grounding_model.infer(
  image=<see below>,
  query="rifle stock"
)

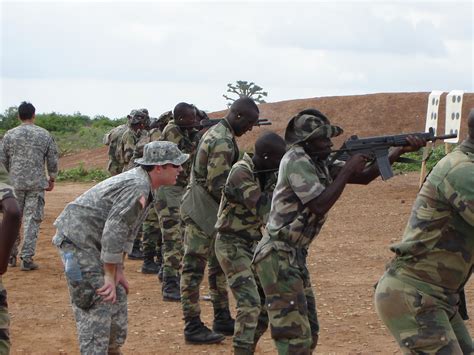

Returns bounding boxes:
[330,128,457,180]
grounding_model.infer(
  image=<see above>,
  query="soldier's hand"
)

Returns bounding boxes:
[402,135,426,153]
[97,275,117,303]
[344,154,368,175]
[115,266,129,294]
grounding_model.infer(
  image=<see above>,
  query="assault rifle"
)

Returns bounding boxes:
[330,128,457,181]
[181,118,272,129]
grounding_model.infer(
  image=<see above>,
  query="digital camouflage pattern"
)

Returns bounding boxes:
[375,139,474,354]
[157,120,197,279]
[215,153,276,351]
[55,238,128,354]
[1,124,58,190]
[2,124,58,263]
[253,145,344,354]
[53,167,153,264]
[104,124,128,176]
[180,119,238,320]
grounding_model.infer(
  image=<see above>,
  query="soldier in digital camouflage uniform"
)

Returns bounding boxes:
[157,103,198,301]
[0,160,22,355]
[1,101,59,271]
[120,110,149,260]
[253,109,424,355]
[180,97,260,344]
[375,109,474,355]
[52,141,188,354]
[215,131,286,354]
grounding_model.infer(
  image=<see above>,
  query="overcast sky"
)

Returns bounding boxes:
[1,0,473,118]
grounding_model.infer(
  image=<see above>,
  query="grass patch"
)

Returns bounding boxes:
[393,144,453,174]
[57,163,110,182]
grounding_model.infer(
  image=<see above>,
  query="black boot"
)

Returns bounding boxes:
[212,308,235,336]
[128,239,144,260]
[141,256,160,274]
[162,276,181,302]
[184,317,225,344]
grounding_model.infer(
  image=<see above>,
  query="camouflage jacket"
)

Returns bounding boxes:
[160,120,196,187]
[216,153,275,241]
[0,161,15,209]
[192,119,239,202]
[389,138,474,293]
[254,145,345,261]
[104,124,128,163]
[121,128,147,171]
[2,124,58,190]
[131,127,162,165]
[53,167,153,264]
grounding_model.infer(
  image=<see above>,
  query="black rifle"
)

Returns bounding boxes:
[181,118,271,129]
[330,127,457,180]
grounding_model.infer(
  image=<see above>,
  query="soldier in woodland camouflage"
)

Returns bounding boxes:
[180,98,260,345]
[1,102,59,271]
[215,132,286,354]
[52,141,188,354]
[253,109,425,354]
[104,121,129,176]
[157,103,198,301]
[374,109,474,354]
[0,161,22,354]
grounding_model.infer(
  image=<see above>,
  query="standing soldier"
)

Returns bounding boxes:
[120,109,148,260]
[253,109,424,354]
[103,119,129,176]
[157,102,198,301]
[180,97,259,344]
[0,161,22,354]
[1,101,59,270]
[52,141,189,354]
[374,109,474,354]
[215,132,286,354]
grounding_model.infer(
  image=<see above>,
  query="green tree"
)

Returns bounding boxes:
[0,106,20,131]
[223,80,268,106]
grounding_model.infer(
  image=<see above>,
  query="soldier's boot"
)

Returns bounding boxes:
[162,276,180,302]
[184,317,225,345]
[20,258,39,271]
[128,239,144,260]
[141,255,160,274]
[212,307,235,336]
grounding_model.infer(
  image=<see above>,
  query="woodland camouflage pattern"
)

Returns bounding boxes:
[253,145,345,354]
[104,124,128,175]
[157,120,197,279]
[121,128,147,171]
[215,153,275,351]
[180,119,238,320]
[284,113,343,145]
[375,139,474,354]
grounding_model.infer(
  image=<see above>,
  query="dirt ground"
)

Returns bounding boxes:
[5,174,473,354]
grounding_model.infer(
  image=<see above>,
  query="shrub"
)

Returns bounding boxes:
[57,163,110,182]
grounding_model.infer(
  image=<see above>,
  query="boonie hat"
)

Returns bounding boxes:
[135,141,189,166]
[285,109,343,145]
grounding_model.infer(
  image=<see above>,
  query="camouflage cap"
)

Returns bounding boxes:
[135,141,189,166]
[285,110,343,145]
[129,110,148,125]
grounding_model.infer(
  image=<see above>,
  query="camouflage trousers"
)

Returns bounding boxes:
[107,159,123,176]
[375,272,472,355]
[180,220,229,319]
[12,189,44,261]
[56,238,127,354]
[254,249,319,355]
[159,205,183,279]
[215,233,268,351]
[157,186,185,279]
[142,208,162,262]
[0,276,10,355]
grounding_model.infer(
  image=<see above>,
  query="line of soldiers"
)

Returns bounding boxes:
[91,100,473,355]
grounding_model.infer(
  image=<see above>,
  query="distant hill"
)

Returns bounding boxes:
[60,92,474,170]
